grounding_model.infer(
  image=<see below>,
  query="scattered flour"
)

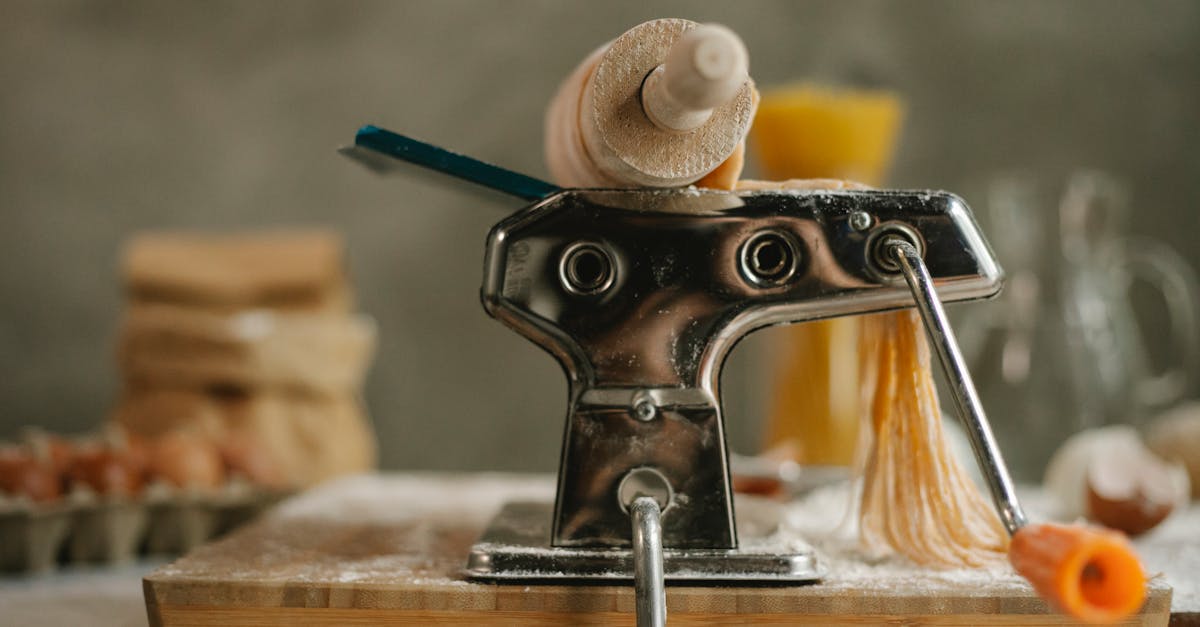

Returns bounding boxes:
[774,481,1026,595]
[152,472,1197,613]
[271,472,555,526]
[777,478,1197,609]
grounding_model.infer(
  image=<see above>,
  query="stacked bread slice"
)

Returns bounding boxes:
[111,230,377,488]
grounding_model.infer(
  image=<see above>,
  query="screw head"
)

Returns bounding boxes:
[849,211,874,232]
[633,399,657,422]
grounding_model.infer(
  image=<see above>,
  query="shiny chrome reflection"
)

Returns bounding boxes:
[866,220,926,279]
[739,229,801,287]
[559,241,616,296]
[618,467,674,514]
[480,188,1002,551]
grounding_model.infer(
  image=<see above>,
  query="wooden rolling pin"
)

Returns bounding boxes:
[545,19,757,188]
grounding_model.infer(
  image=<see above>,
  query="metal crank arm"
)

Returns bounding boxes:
[883,237,1028,535]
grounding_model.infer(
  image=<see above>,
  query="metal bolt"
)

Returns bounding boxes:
[633,399,658,422]
[849,211,873,232]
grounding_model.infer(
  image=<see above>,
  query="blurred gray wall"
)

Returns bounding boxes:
[2,0,1197,473]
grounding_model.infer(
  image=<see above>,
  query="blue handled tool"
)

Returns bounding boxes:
[340,125,561,202]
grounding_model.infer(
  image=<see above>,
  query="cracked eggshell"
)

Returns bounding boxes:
[1044,425,1189,529]
[1146,402,1200,499]
[1085,438,1189,535]
[1044,426,1144,519]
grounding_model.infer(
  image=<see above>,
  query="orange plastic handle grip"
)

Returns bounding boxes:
[1009,523,1146,624]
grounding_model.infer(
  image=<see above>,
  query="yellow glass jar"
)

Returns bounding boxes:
[751,84,905,465]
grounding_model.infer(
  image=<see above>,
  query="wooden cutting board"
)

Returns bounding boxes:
[143,473,1172,626]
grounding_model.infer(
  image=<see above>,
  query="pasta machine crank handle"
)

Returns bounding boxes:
[629,496,667,627]
[886,238,1030,535]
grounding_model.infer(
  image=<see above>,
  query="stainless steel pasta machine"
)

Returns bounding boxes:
[343,125,1029,627]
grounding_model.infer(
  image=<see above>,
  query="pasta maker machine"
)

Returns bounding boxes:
[344,125,1030,627]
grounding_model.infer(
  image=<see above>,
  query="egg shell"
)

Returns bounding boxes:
[1146,403,1200,499]
[66,446,144,497]
[219,430,286,489]
[0,446,62,502]
[1044,426,1144,519]
[149,431,225,490]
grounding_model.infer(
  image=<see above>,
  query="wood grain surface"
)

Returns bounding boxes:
[143,473,1172,626]
[543,18,756,188]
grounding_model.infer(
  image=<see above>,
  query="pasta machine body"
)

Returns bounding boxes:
[472,187,1002,572]
[343,127,1019,602]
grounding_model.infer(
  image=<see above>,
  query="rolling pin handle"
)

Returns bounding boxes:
[641,23,749,133]
[887,239,1029,535]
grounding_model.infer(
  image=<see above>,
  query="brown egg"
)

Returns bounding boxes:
[219,430,286,489]
[44,435,76,476]
[107,426,152,481]
[0,446,62,503]
[66,446,144,497]
[23,431,76,476]
[149,431,224,490]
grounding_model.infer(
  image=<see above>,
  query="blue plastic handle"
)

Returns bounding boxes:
[349,125,561,201]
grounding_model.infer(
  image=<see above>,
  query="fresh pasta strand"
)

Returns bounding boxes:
[858,310,1009,567]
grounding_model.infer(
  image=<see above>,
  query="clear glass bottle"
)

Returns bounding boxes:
[963,172,1198,481]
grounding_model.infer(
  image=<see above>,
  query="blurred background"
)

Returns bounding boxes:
[2,0,1198,477]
